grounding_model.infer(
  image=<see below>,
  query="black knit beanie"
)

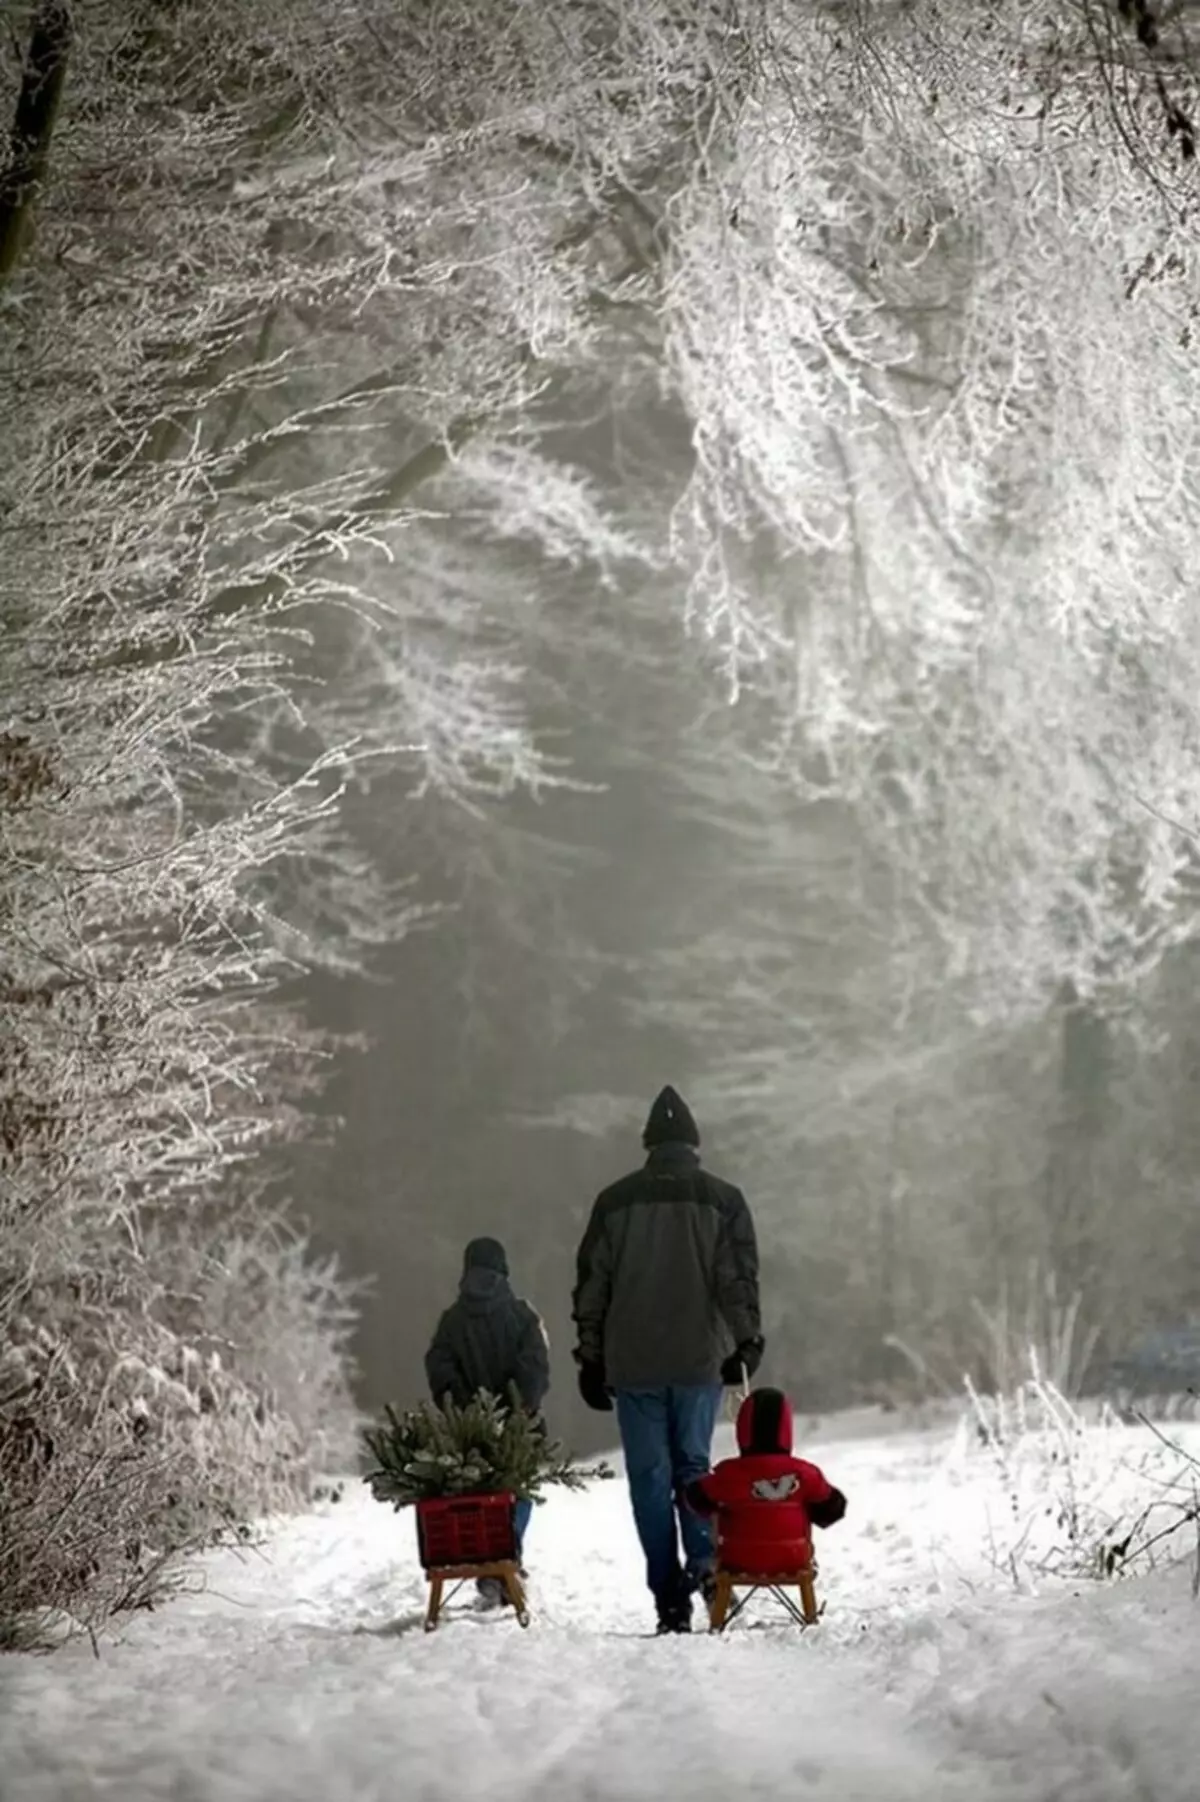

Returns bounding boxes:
[463,1236,509,1277]
[642,1085,700,1150]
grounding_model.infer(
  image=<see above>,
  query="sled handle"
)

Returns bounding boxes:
[724,1360,752,1423]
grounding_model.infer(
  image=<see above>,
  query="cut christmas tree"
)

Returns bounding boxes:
[362,1389,592,1511]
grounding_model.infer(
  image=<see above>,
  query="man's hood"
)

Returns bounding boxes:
[645,1141,701,1170]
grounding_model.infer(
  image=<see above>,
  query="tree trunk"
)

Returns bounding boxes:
[878,1111,903,1344]
[0,1,73,287]
[1043,981,1110,1296]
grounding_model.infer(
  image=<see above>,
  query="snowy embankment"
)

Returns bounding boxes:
[1,1409,1198,1802]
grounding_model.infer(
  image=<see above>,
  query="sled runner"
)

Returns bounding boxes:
[415,1492,531,1631]
[706,1560,821,1633]
[422,1561,529,1631]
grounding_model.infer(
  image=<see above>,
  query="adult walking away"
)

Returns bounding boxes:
[425,1236,550,1601]
[572,1086,763,1633]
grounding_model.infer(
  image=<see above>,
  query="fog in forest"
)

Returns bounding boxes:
[287,544,1200,1445]
[8,0,1200,1640]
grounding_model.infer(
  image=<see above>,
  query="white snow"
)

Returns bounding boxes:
[2,1409,1199,1802]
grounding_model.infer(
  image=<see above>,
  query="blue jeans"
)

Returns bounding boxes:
[615,1384,723,1601]
[514,1497,532,1561]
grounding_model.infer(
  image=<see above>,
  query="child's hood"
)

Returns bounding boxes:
[457,1266,512,1313]
[735,1386,794,1455]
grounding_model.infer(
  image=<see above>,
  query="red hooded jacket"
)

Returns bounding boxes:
[685,1388,846,1575]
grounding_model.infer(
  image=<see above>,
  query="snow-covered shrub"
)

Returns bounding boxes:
[0,1208,363,1649]
[141,1205,367,1505]
[0,0,765,1642]
[964,1362,1194,1590]
[1087,1420,1200,1588]
[0,1299,214,1650]
[970,1267,1100,1408]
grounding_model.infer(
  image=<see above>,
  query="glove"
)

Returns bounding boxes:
[720,1338,764,1387]
[577,1360,614,1413]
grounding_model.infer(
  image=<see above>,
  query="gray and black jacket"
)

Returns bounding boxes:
[572,1142,761,1389]
[425,1268,550,1412]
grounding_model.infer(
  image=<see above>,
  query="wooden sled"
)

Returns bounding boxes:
[423,1559,530,1632]
[415,1492,531,1632]
[707,1561,821,1633]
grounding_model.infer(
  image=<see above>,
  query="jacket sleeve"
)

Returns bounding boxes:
[571,1197,612,1368]
[424,1312,462,1407]
[798,1460,847,1529]
[514,1303,551,1411]
[712,1186,762,1349]
[683,1457,739,1517]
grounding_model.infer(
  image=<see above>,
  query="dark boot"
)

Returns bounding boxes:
[654,1573,694,1634]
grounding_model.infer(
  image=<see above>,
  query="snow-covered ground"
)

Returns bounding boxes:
[2,1408,1199,1802]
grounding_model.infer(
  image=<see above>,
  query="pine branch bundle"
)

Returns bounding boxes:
[362,1389,591,1510]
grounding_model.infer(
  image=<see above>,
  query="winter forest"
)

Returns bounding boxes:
[5,0,1200,1649]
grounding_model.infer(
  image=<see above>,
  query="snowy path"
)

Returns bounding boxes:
[2,1416,1199,1802]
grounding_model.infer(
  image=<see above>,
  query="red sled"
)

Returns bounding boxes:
[414,1493,529,1631]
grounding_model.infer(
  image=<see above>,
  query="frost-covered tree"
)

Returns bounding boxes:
[9,0,1200,1615]
[659,0,1200,1018]
[0,0,765,1632]
[227,0,1200,1028]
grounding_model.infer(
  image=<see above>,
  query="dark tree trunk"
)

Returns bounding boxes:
[1043,981,1110,1294]
[0,1,73,286]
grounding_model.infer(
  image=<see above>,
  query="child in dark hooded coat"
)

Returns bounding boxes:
[425,1237,549,1597]
[425,1237,549,1415]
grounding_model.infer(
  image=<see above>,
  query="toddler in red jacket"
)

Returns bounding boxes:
[685,1386,846,1575]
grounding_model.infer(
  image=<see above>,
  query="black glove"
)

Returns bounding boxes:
[720,1338,764,1387]
[577,1360,614,1413]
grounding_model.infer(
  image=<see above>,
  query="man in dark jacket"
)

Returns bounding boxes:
[425,1236,550,1583]
[571,1086,763,1633]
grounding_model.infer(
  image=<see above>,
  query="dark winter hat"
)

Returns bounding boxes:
[642,1085,700,1150]
[463,1236,509,1277]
